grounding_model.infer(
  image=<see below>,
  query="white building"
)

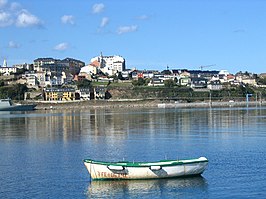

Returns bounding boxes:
[90,54,126,76]
[25,73,38,88]
[13,63,33,71]
[80,60,100,75]
[0,59,17,75]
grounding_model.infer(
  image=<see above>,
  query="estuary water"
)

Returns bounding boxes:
[0,106,266,198]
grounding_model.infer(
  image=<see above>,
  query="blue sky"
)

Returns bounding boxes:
[1,0,266,74]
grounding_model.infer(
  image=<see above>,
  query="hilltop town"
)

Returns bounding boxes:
[0,54,266,104]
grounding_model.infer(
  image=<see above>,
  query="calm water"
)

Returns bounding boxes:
[0,106,266,198]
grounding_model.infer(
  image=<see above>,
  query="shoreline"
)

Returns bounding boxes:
[27,99,266,110]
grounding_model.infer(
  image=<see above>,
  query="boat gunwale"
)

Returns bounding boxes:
[83,157,208,167]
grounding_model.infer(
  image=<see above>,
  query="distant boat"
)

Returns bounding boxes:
[0,99,36,111]
[84,157,208,180]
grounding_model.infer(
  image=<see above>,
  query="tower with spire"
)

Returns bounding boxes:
[2,59,7,67]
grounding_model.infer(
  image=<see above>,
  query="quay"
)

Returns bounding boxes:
[25,99,266,110]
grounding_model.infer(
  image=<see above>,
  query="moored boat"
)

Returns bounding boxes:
[83,157,208,180]
[0,99,36,111]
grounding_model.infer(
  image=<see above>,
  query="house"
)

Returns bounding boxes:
[0,59,17,75]
[44,88,76,101]
[62,72,74,84]
[76,88,91,100]
[131,70,146,79]
[143,70,155,79]
[190,77,208,89]
[94,86,106,100]
[50,75,63,86]
[235,72,257,86]
[98,76,114,82]
[121,69,131,79]
[189,70,219,80]
[179,77,190,86]
[13,63,33,71]
[80,60,100,76]
[242,78,257,85]
[0,66,17,75]
[148,78,164,86]
[208,80,223,90]
[259,73,266,78]
[24,73,38,88]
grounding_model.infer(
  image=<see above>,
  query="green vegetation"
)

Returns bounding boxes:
[132,78,149,86]
[105,81,266,102]
[0,84,28,100]
[257,77,266,85]
[164,79,176,87]
[76,79,92,89]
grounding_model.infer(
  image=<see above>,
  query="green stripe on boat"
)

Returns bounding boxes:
[83,157,208,167]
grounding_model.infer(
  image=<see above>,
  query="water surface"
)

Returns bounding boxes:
[0,107,265,198]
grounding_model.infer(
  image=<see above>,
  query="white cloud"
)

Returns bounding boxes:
[0,2,43,28]
[92,3,104,14]
[8,40,20,48]
[16,10,42,27]
[117,25,138,35]
[136,15,149,20]
[54,42,69,51]
[61,15,75,25]
[100,17,109,27]
[0,0,8,8]
[10,2,21,11]
[0,11,13,27]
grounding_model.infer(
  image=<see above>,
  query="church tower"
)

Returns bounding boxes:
[2,59,7,67]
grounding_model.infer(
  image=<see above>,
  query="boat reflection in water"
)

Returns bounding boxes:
[86,176,207,198]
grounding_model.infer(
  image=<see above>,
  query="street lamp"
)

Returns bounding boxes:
[242,84,252,108]
[246,93,252,108]
[209,90,212,107]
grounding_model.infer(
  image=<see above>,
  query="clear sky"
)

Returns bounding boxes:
[1,0,266,74]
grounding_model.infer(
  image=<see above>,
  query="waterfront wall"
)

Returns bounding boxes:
[158,101,266,108]
[30,99,266,110]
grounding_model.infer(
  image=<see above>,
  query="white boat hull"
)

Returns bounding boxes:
[84,157,208,180]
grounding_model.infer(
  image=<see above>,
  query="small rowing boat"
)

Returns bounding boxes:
[83,157,208,180]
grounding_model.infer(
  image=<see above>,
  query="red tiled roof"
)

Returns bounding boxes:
[227,74,235,79]
[90,60,100,67]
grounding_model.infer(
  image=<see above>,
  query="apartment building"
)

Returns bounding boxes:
[90,54,125,76]
[34,57,84,75]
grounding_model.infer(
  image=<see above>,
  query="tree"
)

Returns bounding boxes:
[0,84,28,100]
[137,78,145,85]
[132,78,146,86]
[117,72,124,80]
[76,79,91,89]
[0,81,5,87]
[164,79,175,87]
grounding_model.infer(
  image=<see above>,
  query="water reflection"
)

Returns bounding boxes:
[86,176,207,198]
[0,107,265,141]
